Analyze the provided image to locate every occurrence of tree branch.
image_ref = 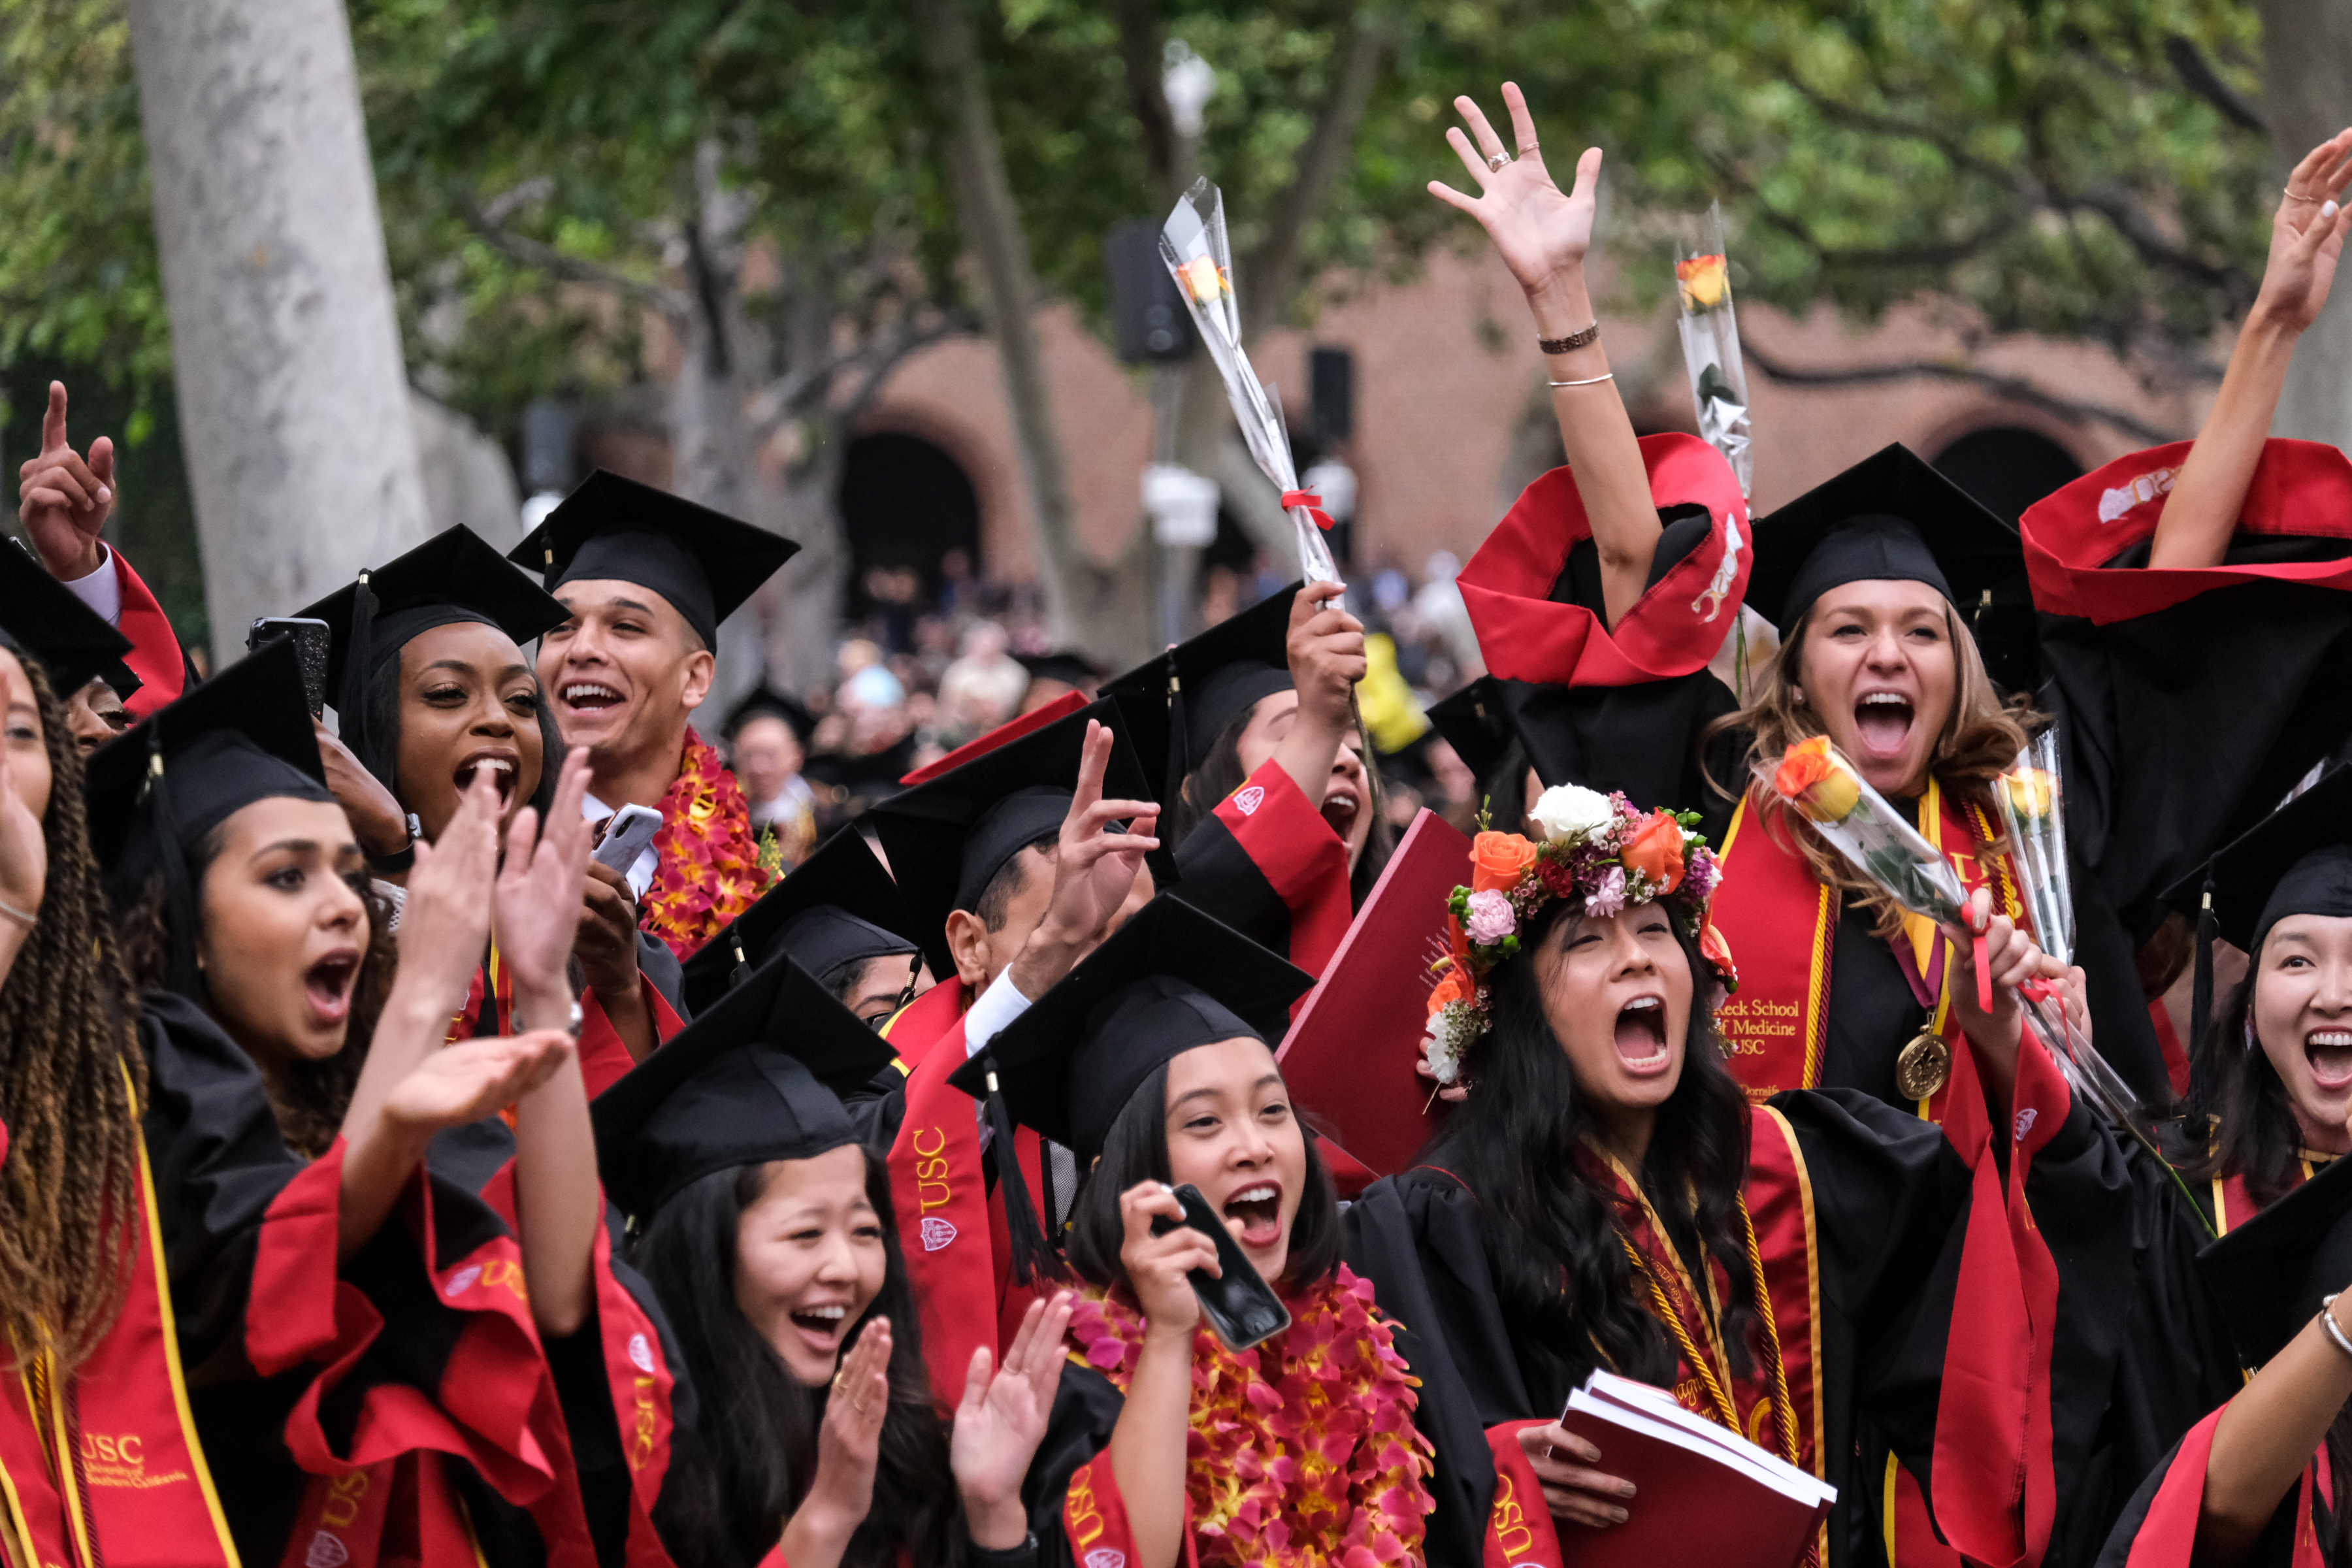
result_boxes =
[1109,0,1181,204]
[1237,8,1388,338]
[1742,342,2180,445]
[2165,34,2267,134]
[454,191,688,315]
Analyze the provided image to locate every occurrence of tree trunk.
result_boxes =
[2259,0,2352,448]
[126,0,432,664]
[913,0,1090,645]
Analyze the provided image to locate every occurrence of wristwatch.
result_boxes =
[370,812,425,875]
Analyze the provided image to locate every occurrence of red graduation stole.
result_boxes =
[1710,779,2021,1121]
[888,1028,1000,1405]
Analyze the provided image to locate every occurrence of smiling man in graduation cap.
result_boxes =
[513,469,799,959]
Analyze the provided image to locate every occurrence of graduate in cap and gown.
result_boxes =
[946,895,1436,1568]
[680,823,928,1028]
[0,533,142,753]
[1104,581,1381,985]
[295,523,687,1092]
[1336,779,2092,1568]
[724,683,820,866]
[513,469,798,958]
[52,641,581,1566]
[863,704,1166,1399]
[596,948,1077,1568]
[14,379,196,716]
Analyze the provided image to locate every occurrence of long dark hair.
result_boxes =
[365,644,564,823]
[1062,1055,1343,1293]
[629,1148,962,1568]
[2183,973,2320,1209]
[0,654,148,1373]
[1169,705,1398,907]
[116,840,395,1157]
[1426,900,1756,1400]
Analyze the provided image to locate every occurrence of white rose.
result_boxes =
[1529,783,1615,845]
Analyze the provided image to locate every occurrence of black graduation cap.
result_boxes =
[591,950,898,1226]
[679,825,920,1016]
[865,697,1173,980]
[1103,583,1300,807]
[295,524,570,791]
[2196,1151,2352,1367]
[1746,445,2034,691]
[0,539,138,700]
[508,469,798,650]
[725,681,816,744]
[947,895,1313,1163]
[1015,650,1100,694]
[86,640,332,997]
[1426,678,1516,793]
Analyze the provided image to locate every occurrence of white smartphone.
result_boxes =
[593,803,663,871]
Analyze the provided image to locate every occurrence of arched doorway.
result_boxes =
[1931,426,2084,525]
[838,431,983,619]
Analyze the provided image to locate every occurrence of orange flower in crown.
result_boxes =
[1469,830,1539,892]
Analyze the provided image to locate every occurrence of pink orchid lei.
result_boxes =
[1066,1264,1435,1568]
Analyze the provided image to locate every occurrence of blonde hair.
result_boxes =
[1703,602,2040,939]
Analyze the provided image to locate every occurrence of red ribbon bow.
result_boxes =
[1280,489,1337,531]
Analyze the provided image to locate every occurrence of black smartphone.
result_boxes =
[248,617,333,717]
[1149,1183,1291,1351]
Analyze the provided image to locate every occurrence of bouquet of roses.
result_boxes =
[1422,785,1730,1088]
[1673,202,1754,497]
[1160,177,1342,594]
[1992,731,2076,966]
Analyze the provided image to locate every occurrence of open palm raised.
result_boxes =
[1428,82,1604,299]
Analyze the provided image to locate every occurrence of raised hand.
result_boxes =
[494,747,592,1008]
[952,1290,1075,1548]
[395,768,502,1013]
[1119,1183,1215,1337]
[1009,719,1160,999]
[1286,582,1366,733]
[1429,83,1603,302]
[382,1030,572,1134]
[783,1316,894,1568]
[2256,129,2352,335]
[16,382,114,580]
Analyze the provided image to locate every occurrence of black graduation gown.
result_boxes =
[1342,1085,2111,1568]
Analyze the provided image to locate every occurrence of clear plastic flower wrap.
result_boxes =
[1992,730,2076,966]
[1674,202,1754,497]
[1752,738,1967,927]
[1160,177,1341,593]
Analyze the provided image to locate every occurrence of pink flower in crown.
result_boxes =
[1584,866,1627,919]
[1463,889,1516,945]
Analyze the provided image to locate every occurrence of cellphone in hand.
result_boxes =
[248,617,332,717]
[593,802,664,872]
[1149,1182,1291,1351]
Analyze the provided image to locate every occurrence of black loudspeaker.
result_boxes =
[1106,219,1194,365]
[1311,346,1354,443]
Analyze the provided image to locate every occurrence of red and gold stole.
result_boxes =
[1710,777,2023,1121]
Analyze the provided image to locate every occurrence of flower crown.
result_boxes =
[1421,785,1736,1086]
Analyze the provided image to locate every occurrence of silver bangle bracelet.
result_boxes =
[2321,1294,2352,1362]
[0,894,38,931]
[1547,372,1616,389]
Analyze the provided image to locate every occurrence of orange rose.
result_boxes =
[1620,810,1687,893]
[1427,966,1471,1017]
[1772,736,1861,823]
[1700,920,1739,992]
[1470,831,1539,894]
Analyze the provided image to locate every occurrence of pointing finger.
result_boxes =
[41,383,67,456]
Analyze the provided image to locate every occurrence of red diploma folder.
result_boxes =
[1556,1371,1835,1567]
[1276,809,1471,1177]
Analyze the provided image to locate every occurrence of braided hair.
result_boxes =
[0,653,147,1375]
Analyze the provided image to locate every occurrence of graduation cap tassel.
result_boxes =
[726,926,751,992]
[147,738,203,1001]
[340,568,376,764]
[981,1061,1057,1286]
[2189,876,2219,1124]
[1163,657,1188,814]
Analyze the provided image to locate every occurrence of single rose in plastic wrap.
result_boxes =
[1584,866,1627,919]
[1621,811,1688,892]
[1529,783,1614,845]
[1469,830,1540,893]
[1773,736,1863,823]
[1464,889,1516,945]
[1676,253,1729,311]
[2002,767,2056,822]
